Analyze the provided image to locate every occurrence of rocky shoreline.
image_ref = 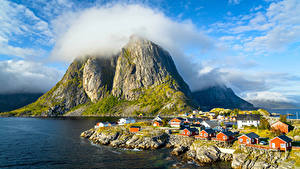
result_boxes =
[81,126,297,169]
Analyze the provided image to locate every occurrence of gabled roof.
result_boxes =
[201,120,220,128]
[184,127,198,132]
[220,131,235,136]
[245,132,259,139]
[272,135,293,143]
[130,126,141,129]
[203,129,215,134]
[271,121,290,127]
[237,114,260,121]
[171,117,185,121]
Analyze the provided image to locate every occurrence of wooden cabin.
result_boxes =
[195,129,216,140]
[181,128,198,136]
[238,132,259,145]
[269,135,293,151]
[129,126,141,133]
[271,121,292,134]
[214,131,235,142]
[170,117,185,128]
[153,121,163,127]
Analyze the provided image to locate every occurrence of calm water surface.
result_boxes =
[0,117,230,169]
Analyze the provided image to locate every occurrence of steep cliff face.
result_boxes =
[83,56,117,102]
[192,86,254,110]
[112,37,191,100]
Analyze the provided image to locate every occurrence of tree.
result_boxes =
[259,117,270,130]
[279,115,287,123]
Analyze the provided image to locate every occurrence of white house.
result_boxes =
[118,118,136,125]
[95,122,112,128]
[237,114,260,129]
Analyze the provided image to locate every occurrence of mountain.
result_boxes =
[247,100,300,109]
[0,93,43,112]
[7,36,194,117]
[192,86,254,111]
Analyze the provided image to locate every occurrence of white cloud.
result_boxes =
[0,0,52,58]
[0,60,63,94]
[50,4,214,91]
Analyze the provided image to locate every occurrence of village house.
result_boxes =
[170,117,185,128]
[181,127,198,136]
[94,122,113,128]
[230,116,237,121]
[129,126,141,133]
[118,118,136,125]
[191,118,203,124]
[237,114,260,129]
[195,129,216,140]
[238,132,259,145]
[271,121,293,134]
[269,135,293,151]
[190,123,204,132]
[213,131,235,142]
[153,120,163,127]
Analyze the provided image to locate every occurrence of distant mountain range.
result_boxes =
[192,86,254,111]
[247,100,300,109]
[5,36,255,117]
[0,93,42,112]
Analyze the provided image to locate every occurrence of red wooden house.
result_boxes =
[238,132,259,145]
[271,121,292,134]
[213,131,235,142]
[181,128,198,136]
[129,126,141,133]
[153,121,163,127]
[269,135,293,151]
[195,129,216,140]
[170,117,184,128]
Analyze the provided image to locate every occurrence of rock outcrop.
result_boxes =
[83,57,117,102]
[81,126,298,168]
[112,36,191,100]
[11,36,194,116]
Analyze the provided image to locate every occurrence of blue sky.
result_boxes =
[0,0,300,104]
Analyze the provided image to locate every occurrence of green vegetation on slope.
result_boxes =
[82,95,125,116]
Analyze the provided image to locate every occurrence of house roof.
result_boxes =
[185,127,198,132]
[221,131,235,136]
[245,132,259,139]
[130,126,141,129]
[201,120,220,128]
[203,129,215,134]
[172,117,185,121]
[271,121,290,127]
[236,114,260,121]
[274,135,293,143]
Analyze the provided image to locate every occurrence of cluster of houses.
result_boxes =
[163,114,294,151]
[94,113,295,151]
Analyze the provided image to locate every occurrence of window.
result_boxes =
[272,143,275,148]
[281,144,285,148]
[239,139,243,143]
[200,133,202,136]
[204,134,207,137]
[247,139,249,143]
[223,136,226,140]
